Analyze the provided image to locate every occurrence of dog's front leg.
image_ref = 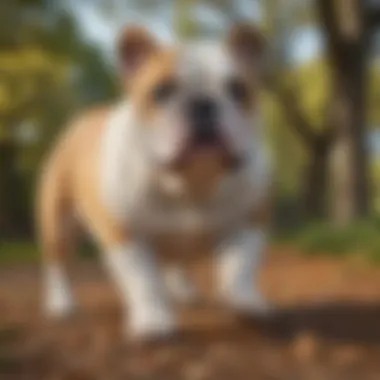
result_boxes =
[217,227,270,315]
[103,242,176,340]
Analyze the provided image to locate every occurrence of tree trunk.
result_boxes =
[329,46,370,224]
[302,142,329,220]
[0,141,17,238]
[329,133,356,224]
[318,0,371,225]
[0,140,29,239]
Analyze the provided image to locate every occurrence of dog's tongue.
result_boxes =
[182,148,225,201]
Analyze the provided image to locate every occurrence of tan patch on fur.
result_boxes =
[179,150,226,201]
[37,107,128,263]
[227,23,266,112]
[118,26,159,88]
[129,49,179,123]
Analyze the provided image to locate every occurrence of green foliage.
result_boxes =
[264,60,333,198]
[280,59,380,133]
[372,159,380,214]
[175,0,199,38]
[368,64,380,126]
[285,60,331,132]
[264,60,331,197]
[280,218,380,263]
[0,242,39,263]
[267,58,380,200]
[0,241,96,263]
[0,2,117,237]
[264,93,306,196]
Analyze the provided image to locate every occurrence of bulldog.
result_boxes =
[37,23,272,341]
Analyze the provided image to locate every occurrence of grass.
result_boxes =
[2,219,380,264]
[0,241,39,263]
[0,241,96,263]
[277,217,380,263]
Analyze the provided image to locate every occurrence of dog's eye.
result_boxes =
[226,78,250,105]
[152,80,178,104]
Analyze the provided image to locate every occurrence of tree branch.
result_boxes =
[317,0,364,73]
[269,80,317,146]
[368,7,380,31]
[316,0,342,47]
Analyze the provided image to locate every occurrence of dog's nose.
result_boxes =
[187,97,219,144]
[189,97,217,123]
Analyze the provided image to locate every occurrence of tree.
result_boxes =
[264,0,380,224]
[317,0,380,224]
[264,0,334,220]
[0,1,116,238]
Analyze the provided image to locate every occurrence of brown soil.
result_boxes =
[0,249,380,379]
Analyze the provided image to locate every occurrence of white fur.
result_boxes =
[96,42,272,339]
[44,263,75,317]
[103,243,176,339]
[179,42,259,157]
[99,101,151,222]
[99,42,271,232]
[178,42,236,91]
[217,228,270,314]
[99,103,270,236]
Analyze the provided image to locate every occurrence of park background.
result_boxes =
[1,1,380,379]
[1,0,380,261]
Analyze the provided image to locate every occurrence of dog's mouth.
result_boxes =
[168,131,244,173]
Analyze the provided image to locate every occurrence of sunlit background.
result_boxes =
[2,1,380,251]
[1,1,380,379]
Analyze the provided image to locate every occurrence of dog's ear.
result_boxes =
[226,23,267,79]
[117,26,158,84]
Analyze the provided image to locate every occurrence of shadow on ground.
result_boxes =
[250,302,380,344]
[1,257,380,379]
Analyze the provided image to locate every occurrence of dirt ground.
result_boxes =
[0,249,380,380]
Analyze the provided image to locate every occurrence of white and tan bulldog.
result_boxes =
[37,24,272,341]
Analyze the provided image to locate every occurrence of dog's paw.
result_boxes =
[222,289,273,317]
[44,264,76,318]
[127,304,177,342]
[44,286,76,318]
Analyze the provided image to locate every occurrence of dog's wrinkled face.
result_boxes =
[118,24,266,175]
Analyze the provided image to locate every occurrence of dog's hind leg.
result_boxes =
[37,159,77,318]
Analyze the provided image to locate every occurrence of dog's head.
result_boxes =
[118,24,266,192]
